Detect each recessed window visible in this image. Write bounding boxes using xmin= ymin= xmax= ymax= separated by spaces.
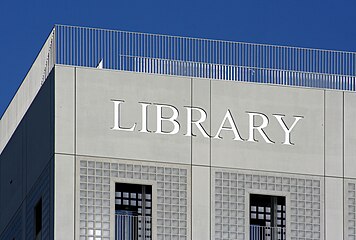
xmin=115 ymin=183 xmax=152 ymax=239
xmin=250 ymin=194 xmax=286 ymax=240
xmin=34 ymin=198 xmax=42 ymax=240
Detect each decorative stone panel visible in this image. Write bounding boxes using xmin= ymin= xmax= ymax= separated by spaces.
xmin=213 ymin=169 xmax=323 ymax=240
xmin=347 ymin=180 xmax=356 ymax=240
xmin=78 ymin=158 xmax=190 ymax=240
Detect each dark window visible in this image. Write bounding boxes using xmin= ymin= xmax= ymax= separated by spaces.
xmin=34 ymin=198 xmax=42 ymax=240
xmin=250 ymin=194 xmax=286 ymax=240
xmin=115 ymin=183 xmax=152 ymax=239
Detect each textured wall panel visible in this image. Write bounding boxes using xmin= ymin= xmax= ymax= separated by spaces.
xmin=347 ymin=181 xmax=356 ymax=240
xmin=213 ymin=169 xmax=323 ymax=240
xmin=78 ymin=158 xmax=190 ymax=240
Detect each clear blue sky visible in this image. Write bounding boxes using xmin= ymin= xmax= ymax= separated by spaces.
xmin=0 ymin=0 xmax=355 ymax=117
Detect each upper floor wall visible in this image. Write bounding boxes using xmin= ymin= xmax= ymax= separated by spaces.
xmin=54 ymin=65 xmax=354 ymax=177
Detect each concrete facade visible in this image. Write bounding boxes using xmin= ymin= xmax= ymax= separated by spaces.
xmin=0 ymin=63 xmax=355 ymax=240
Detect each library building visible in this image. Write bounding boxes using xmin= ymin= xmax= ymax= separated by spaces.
xmin=1 ymin=25 xmax=356 ymax=240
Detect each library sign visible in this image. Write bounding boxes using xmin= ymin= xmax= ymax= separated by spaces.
xmin=110 ymin=100 xmax=303 ymax=146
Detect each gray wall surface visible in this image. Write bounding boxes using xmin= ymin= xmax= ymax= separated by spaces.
xmin=71 ymin=67 xmax=326 ymax=175
xmin=68 ymin=67 xmax=329 ymax=174
xmin=0 ymin=72 xmax=54 ymax=237
xmin=2 ymin=65 xmax=356 ymax=239
xmin=52 ymin=66 xmax=352 ymax=240
xmin=75 ymin=68 xmax=191 ymax=164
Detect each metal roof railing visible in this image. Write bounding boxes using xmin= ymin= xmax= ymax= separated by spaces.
xmin=53 ymin=24 xmax=356 ymax=91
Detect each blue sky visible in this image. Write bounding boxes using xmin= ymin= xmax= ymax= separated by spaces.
xmin=0 ymin=0 xmax=356 ymax=116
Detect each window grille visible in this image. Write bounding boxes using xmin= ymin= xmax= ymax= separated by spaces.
xmin=115 ymin=183 xmax=152 ymax=240
xmin=250 ymin=194 xmax=286 ymax=240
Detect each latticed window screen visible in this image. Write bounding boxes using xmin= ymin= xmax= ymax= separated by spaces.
xmin=115 ymin=183 xmax=152 ymax=240
xmin=250 ymin=194 xmax=286 ymax=240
